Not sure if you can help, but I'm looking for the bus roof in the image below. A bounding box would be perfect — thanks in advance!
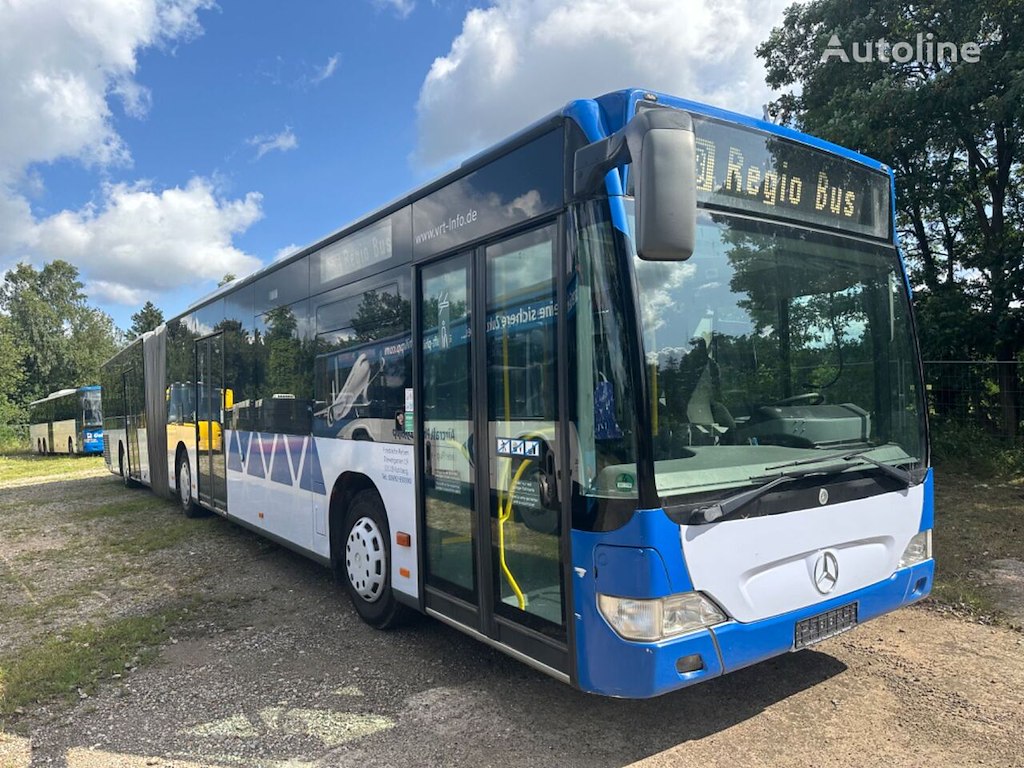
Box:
[29,387,82,406]
[171,88,891,325]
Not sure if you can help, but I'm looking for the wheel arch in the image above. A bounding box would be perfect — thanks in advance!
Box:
[174,441,190,485]
[328,471,382,569]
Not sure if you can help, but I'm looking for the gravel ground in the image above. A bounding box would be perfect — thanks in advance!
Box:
[2,470,1023,767]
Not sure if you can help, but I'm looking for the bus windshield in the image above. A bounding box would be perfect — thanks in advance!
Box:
[630,211,925,499]
[81,390,103,427]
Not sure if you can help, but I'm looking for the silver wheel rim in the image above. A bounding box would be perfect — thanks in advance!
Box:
[345,516,386,603]
[180,461,191,506]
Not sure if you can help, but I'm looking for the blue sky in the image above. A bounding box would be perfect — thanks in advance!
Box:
[0,0,794,330]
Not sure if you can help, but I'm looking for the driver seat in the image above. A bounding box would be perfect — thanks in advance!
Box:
[683,346,735,444]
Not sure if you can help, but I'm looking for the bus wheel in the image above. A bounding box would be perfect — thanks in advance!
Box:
[120,445,137,488]
[339,490,409,629]
[68,437,74,455]
[176,453,204,518]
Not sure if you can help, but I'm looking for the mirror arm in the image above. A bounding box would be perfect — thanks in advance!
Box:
[572,108,694,199]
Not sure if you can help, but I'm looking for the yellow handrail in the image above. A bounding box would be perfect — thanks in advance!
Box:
[498,457,530,610]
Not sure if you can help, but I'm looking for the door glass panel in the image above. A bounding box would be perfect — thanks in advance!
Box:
[486,224,564,637]
[196,335,227,509]
[210,334,226,507]
[421,255,476,600]
[123,371,136,476]
[196,340,211,504]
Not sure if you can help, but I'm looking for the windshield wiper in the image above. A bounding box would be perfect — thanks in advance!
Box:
[766,448,923,486]
[693,461,853,524]
[693,474,795,524]
[691,451,921,525]
[765,446,881,471]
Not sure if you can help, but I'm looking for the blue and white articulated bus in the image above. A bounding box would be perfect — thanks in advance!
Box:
[28,385,104,456]
[101,89,932,698]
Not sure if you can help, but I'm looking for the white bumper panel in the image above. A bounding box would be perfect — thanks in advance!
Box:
[681,483,924,623]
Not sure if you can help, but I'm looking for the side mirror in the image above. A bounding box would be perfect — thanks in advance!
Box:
[574,107,697,261]
[633,113,697,261]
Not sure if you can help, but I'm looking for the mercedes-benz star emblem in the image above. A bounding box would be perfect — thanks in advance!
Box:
[813,551,839,594]
[818,488,829,505]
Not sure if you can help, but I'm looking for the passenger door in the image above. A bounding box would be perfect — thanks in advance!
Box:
[418,222,568,675]
[123,369,139,480]
[195,333,227,511]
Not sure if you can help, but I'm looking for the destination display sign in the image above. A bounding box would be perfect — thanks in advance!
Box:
[316,216,394,285]
[687,114,890,239]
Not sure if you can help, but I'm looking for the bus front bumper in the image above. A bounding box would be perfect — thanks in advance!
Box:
[573,559,934,698]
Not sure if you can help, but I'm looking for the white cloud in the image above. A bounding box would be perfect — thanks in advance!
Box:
[0,0,213,183]
[87,280,150,307]
[32,177,263,295]
[414,0,790,167]
[248,127,299,160]
[373,0,416,19]
[0,0,266,308]
[311,54,340,85]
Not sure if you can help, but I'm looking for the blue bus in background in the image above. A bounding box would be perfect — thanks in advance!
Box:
[28,385,104,455]
[102,89,931,698]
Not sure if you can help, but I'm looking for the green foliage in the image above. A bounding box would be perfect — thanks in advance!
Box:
[930,418,1024,477]
[0,424,29,455]
[352,289,411,343]
[758,0,1024,436]
[0,261,121,411]
[0,611,182,716]
[261,305,313,399]
[0,316,26,424]
[129,300,164,337]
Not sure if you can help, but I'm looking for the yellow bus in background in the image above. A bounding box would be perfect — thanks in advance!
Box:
[166,382,233,452]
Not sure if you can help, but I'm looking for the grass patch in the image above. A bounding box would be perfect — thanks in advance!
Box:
[105,514,200,555]
[75,496,166,521]
[0,568,130,625]
[0,454,105,485]
[928,469,1024,622]
[0,609,185,718]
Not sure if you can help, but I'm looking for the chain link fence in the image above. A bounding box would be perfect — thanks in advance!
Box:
[924,361,1024,441]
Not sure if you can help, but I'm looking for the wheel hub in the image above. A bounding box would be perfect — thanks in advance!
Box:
[345,516,386,603]
[180,462,191,505]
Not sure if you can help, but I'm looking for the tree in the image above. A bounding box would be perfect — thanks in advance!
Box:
[218,273,237,287]
[0,316,26,424]
[0,261,121,405]
[129,301,164,337]
[757,0,1024,435]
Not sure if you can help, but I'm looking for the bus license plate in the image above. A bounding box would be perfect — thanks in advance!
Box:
[794,603,858,649]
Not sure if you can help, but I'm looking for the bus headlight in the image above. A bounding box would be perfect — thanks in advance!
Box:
[898,529,932,568]
[597,592,726,642]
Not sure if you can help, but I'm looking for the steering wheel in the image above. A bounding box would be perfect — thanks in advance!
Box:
[772,392,825,406]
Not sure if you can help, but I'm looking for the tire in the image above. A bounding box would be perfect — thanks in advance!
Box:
[176,452,205,518]
[120,445,137,488]
[68,437,74,455]
[516,450,560,535]
[338,489,409,629]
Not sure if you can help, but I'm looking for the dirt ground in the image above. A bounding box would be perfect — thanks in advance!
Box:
[1,466,1023,767]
